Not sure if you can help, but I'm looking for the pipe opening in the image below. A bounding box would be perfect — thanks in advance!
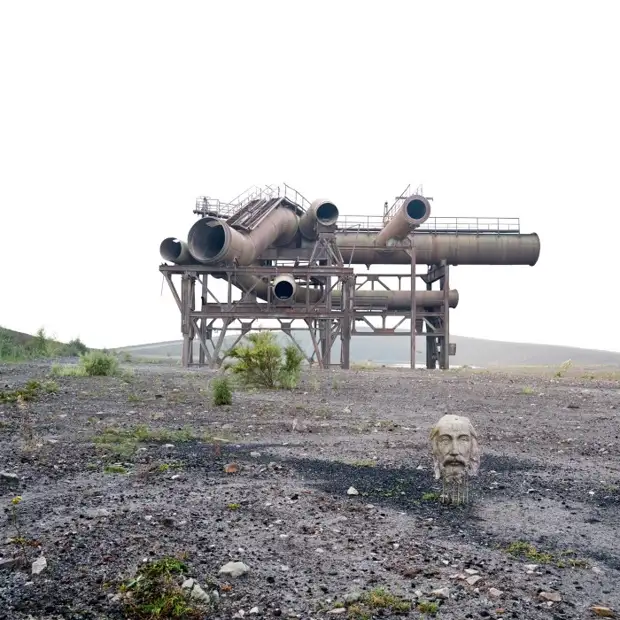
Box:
[316,202,339,225]
[274,280,295,300]
[406,199,427,221]
[188,220,226,261]
[160,238,184,261]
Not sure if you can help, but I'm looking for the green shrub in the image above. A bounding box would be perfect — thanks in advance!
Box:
[79,351,119,376]
[224,331,304,389]
[211,376,232,406]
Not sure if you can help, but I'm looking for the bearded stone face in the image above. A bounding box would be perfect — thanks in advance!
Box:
[430,414,481,482]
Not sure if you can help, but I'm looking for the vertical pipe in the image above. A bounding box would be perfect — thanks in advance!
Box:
[199,276,208,366]
[425,269,436,369]
[410,240,417,370]
[189,277,196,366]
[181,274,191,367]
[341,277,352,370]
[440,263,450,370]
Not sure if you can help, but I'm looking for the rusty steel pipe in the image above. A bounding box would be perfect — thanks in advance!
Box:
[298,198,339,240]
[272,274,297,301]
[375,195,431,247]
[335,232,541,266]
[187,207,298,265]
[159,237,193,265]
[228,272,458,310]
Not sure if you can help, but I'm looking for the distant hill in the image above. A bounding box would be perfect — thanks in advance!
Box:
[117,330,620,368]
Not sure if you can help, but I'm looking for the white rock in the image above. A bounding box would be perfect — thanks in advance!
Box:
[249,607,259,615]
[250,451,261,458]
[431,588,450,599]
[219,561,249,578]
[181,578,210,602]
[488,587,503,598]
[32,556,47,575]
[466,575,482,586]
[539,590,562,602]
[327,609,347,615]
[347,487,359,495]
[464,568,479,575]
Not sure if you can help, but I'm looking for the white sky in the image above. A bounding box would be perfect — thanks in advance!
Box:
[1,1,618,352]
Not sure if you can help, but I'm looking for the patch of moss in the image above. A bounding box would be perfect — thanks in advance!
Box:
[119,557,207,619]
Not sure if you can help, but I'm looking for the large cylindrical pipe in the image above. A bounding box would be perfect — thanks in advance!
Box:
[375,195,431,247]
[160,237,192,264]
[299,198,339,240]
[340,289,458,310]
[227,272,458,310]
[336,232,541,266]
[272,274,297,301]
[187,206,298,265]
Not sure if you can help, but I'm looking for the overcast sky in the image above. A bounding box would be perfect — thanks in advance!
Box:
[1,1,618,352]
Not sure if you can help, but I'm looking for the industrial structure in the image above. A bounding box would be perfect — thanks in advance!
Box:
[159,184,540,370]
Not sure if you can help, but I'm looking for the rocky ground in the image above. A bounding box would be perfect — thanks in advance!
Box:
[1,359,619,620]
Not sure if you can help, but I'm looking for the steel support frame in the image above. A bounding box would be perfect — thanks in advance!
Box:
[160,231,354,369]
[350,260,452,370]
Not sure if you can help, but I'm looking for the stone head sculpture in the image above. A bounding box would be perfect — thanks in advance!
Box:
[430,414,481,503]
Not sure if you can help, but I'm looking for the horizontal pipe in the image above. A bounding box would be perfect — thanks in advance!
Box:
[272,274,297,301]
[159,237,192,264]
[343,289,458,310]
[299,198,339,240]
[375,195,431,247]
[335,232,541,266]
[229,272,458,310]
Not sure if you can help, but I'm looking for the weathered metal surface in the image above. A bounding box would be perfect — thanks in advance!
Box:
[159,238,193,265]
[298,198,339,240]
[186,202,298,264]
[375,194,431,247]
[334,232,541,266]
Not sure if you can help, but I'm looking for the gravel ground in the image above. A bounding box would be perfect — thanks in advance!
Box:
[1,360,619,620]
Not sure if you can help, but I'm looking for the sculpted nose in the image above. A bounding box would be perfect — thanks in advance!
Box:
[449,439,458,455]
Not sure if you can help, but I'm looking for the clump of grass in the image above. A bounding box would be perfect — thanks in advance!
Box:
[521,386,536,395]
[93,425,198,460]
[363,587,411,613]
[555,359,573,378]
[224,331,304,389]
[51,350,120,377]
[417,600,439,615]
[211,376,232,406]
[79,350,119,376]
[0,379,43,403]
[421,491,441,502]
[227,503,241,510]
[104,464,128,474]
[119,556,207,619]
[505,540,588,568]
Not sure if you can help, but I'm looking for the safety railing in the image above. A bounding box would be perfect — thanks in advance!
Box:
[281,183,312,211]
[193,196,238,218]
[338,215,521,234]
[383,184,411,223]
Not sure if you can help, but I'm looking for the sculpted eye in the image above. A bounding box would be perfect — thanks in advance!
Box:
[458,435,470,442]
